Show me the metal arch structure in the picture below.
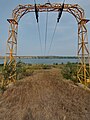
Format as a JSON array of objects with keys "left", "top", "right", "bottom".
[{"left": 4, "top": 3, "right": 90, "bottom": 86}]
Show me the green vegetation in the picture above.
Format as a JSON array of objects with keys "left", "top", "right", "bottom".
[
  {"left": 2, "top": 60, "right": 16, "bottom": 81},
  {"left": 16, "top": 61, "right": 78, "bottom": 83},
  {"left": 0, "top": 61, "right": 78, "bottom": 82},
  {"left": 16, "top": 61, "right": 52, "bottom": 80},
  {"left": 1, "top": 61, "right": 88, "bottom": 90},
  {"left": 61, "top": 62, "right": 77, "bottom": 83},
  {"left": 16, "top": 61, "right": 34, "bottom": 80}
]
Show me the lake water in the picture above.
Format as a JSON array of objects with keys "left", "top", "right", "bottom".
[{"left": 0, "top": 58, "right": 79, "bottom": 65}]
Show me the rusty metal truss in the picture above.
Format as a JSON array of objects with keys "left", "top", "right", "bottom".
[{"left": 4, "top": 3, "right": 90, "bottom": 86}]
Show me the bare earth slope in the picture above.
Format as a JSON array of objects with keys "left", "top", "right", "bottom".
[{"left": 0, "top": 69, "right": 90, "bottom": 120}]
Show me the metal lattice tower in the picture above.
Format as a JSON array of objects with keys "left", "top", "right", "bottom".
[{"left": 3, "top": 3, "right": 90, "bottom": 86}]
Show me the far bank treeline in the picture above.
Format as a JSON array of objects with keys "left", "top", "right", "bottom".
[{"left": 0, "top": 56, "right": 78, "bottom": 59}]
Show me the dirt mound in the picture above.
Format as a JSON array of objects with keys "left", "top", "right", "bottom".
[{"left": 0, "top": 69, "right": 90, "bottom": 120}]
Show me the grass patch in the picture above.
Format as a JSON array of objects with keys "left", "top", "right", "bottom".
[{"left": 61, "top": 62, "right": 77, "bottom": 83}]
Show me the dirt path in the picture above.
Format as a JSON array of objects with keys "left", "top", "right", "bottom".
[{"left": 0, "top": 68, "right": 90, "bottom": 120}]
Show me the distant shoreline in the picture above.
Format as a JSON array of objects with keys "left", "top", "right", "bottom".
[{"left": 0, "top": 56, "right": 78, "bottom": 59}]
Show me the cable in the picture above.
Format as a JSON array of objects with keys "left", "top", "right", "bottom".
[
  {"left": 37, "top": 23, "right": 43, "bottom": 55},
  {"left": 48, "top": 22, "right": 58, "bottom": 55},
  {"left": 44, "top": 0, "right": 51, "bottom": 55},
  {"left": 33, "top": 0, "right": 43, "bottom": 55},
  {"left": 44, "top": 10, "right": 48, "bottom": 55},
  {"left": 48, "top": 0, "right": 65, "bottom": 55}
]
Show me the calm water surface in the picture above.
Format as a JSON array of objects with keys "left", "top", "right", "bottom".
[{"left": 0, "top": 58, "right": 79, "bottom": 65}]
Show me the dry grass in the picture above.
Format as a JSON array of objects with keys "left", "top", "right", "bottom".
[{"left": 0, "top": 68, "right": 90, "bottom": 120}]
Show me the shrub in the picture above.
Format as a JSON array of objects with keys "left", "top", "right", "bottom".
[
  {"left": 61, "top": 62, "right": 77, "bottom": 83},
  {"left": 2, "top": 60, "right": 16, "bottom": 80},
  {"left": 16, "top": 61, "right": 34, "bottom": 80},
  {"left": 42, "top": 64, "right": 51, "bottom": 69}
]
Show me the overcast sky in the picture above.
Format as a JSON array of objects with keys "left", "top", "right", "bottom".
[{"left": 0, "top": 0, "right": 90, "bottom": 56}]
